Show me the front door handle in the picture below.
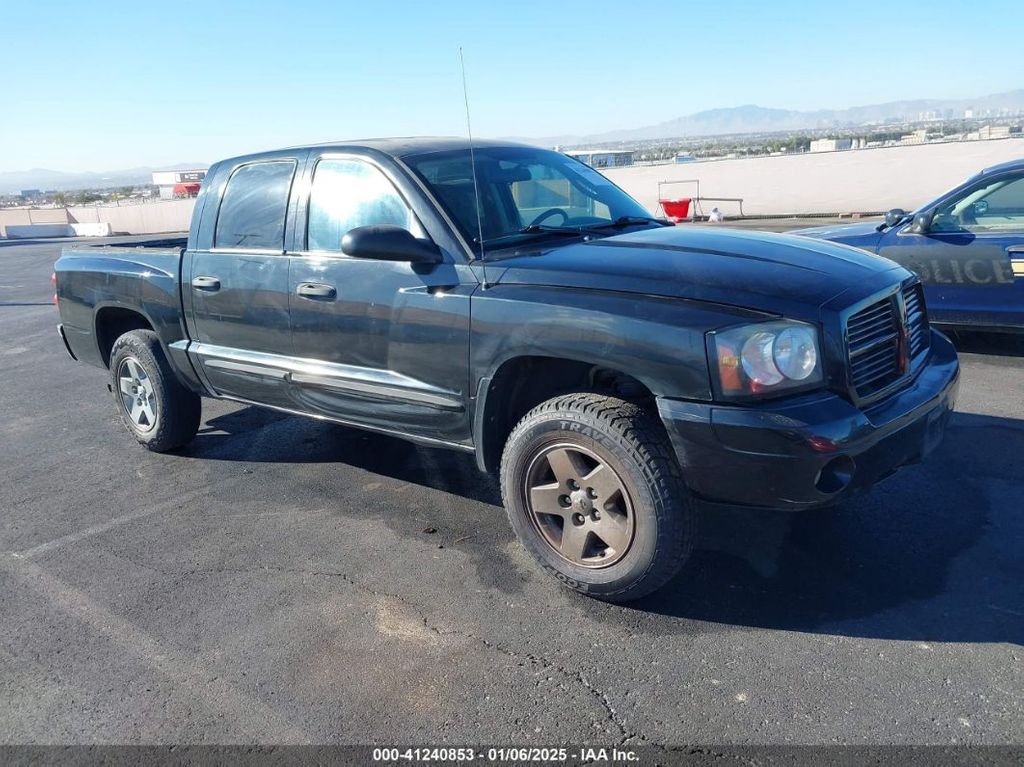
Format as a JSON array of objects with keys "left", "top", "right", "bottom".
[
  {"left": 192, "top": 275, "right": 221, "bottom": 291},
  {"left": 296, "top": 282, "right": 337, "bottom": 300},
  {"left": 1006, "top": 245, "right": 1024, "bottom": 253}
]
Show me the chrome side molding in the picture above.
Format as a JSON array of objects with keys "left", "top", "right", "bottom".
[{"left": 171, "top": 340, "right": 463, "bottom": 411}]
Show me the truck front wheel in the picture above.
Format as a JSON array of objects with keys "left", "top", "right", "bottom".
[
  {"left": 109, "top": 330, "right": 200, "bottom": 452},
  {"left": 500, "top": 393, "right": 694, "bottom": 602}
]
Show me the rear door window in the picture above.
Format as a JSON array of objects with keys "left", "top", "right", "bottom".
[{"left": 214, "top": 160, "right": 297, "bottom": 250}]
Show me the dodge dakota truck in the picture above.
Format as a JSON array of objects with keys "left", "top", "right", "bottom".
[{"left": 55, "top": 139, "right": 960, "bottom": 601}]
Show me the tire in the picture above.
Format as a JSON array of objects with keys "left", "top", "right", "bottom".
[
  {"left": 500, "top": 393, "right": 694, "bottom": 602},
  {"left": 109, "top": 330, "right": 201, "bottom": 452}
]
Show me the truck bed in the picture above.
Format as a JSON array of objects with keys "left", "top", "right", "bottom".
[
  {"left": 67, "top": 236, "right": 188, "bottom": 256},
  {"left": 56, "top": 238, "right": 189, "bottom": 369}
]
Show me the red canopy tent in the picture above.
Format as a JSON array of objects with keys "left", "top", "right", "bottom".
[{"left": 172, "top": 182, "right": 201, "bottom": 198}]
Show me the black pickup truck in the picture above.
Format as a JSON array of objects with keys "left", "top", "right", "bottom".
[{"left": 55, "top": 139, "right": 960, "bottom": 601}]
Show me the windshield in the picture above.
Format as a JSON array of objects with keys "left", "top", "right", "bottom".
[{"left": 404, "top": 146, "right": 655, "bottom": 252}]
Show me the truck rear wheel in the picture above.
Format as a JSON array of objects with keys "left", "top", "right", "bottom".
[
  {"left": 500, "top": 393, "right": 694, "bottom": 602},
  {"left": 109, "top": 330, "right": 200, "bottom": 452}
]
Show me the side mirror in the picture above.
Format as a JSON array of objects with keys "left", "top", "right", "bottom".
[
  {"left": 908, "top": 209, "right": 935, "bottom": 235},
  {"left": 341, "top": 225, "right": 442, "bottom": 264},
  {"left": 884, "top": 208, "right": 907, "bottom": 228}
]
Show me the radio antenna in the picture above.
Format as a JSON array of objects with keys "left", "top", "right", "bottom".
[{"left": 459, "top": 47, "right": 488, "bottom": 287}]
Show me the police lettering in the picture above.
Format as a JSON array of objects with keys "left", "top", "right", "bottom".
[{"left": 906, "top": 258, "right": 1013, "bottom": 285}]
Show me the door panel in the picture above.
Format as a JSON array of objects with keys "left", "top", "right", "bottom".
[
  {"left": 186, "top": 157, "right": 299, "bottom": 405},
  {"left": 286, "top": 154, "right": 473, "bottom": 443},
  {"left": 188, "top": 252, "right": 293, "bottom": 403},
  {"left": 879, "top": 231, "right": 1020, "bottom": 327},
  {"left": 288, "top": 256, "right": 472, "bottom": 443}
]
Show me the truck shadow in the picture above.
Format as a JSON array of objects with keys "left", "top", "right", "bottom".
[
  {"left": 946, "top": 329, "right": 1024, "bottom": 357},
  {"left": 187, "top": 405, "right": 1022, "bottom": 643},
  {"left": 628, "top": 411, "right": 1024, "bottom": 644},
  {"left": 187, "top": 405, "right": 503, "bottom": 507}
]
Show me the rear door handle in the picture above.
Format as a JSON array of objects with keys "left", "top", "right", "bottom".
[
  {"left": 191, "top": 275, "right": 221, "bottom": 291},
  {"left": 296, "top": 282, "right": 337, "bottom": 300},
  {"left": 1006, "top": 245, "right": 1024, "bottom": 253}
]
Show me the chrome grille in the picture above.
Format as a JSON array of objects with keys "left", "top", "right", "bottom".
[
  {"left": 902, "top": 282, "right": 930, "bottom": 359},
  {"left": 847, "top": 296, "right": 901, "bottom": 398}
]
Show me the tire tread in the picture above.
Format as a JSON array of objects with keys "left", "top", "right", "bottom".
[
  {"left": 109, "top": 330, "right": 200, "bottom": 452},
  {"left": 501, "top": 392, "right": 694, "bottom": 602}
]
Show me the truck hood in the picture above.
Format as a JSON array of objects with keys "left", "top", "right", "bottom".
[
  {"left": 787, "top": 221, "right": 885, "bottom": 250},
  {"left": 490, "top": 225, "right": 903, "bottom": 319}
]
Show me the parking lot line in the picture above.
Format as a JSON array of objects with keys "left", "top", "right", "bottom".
[
  {"left": 9, "top": 489, "right": 207, "bottom": 561},
  {"left": 1, "top": 557, "right": 310, "bottom": 743}
]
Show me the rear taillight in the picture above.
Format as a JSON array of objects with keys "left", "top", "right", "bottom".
[{"left": 51, "top": 271, "right": 57, "bottom": 305}]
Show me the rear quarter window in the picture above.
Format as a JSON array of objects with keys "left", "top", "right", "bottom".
[{"left": 214, "top": 161, "right": 296, "bottom": 250}]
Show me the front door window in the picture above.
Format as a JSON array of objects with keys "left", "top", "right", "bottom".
[
  {"left": 306, "top": 159, "right": 415, "bottom": 252},
  {"left": 931, "top": 173, "right": 1024, "bottom": 234}
]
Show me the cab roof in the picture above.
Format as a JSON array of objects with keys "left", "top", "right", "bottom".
[
  {"left": 974, "top": 157, "right": 1024, "bottom": 177},
  {"left": 286, "top": 136, "right": 539, "bottom": 159},
  {"left": 211, "top": 137, "right": 544, "bottom": 172}
]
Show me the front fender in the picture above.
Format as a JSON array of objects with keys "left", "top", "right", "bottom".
[{"left": 470, "top": 284, "right": 765, "bottom": 401}]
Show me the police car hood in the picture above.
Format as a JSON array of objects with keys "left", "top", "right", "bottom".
[
  {"left": 788, "top": 220, "right": 885, "bottom": 247},
  {"left": 490, "top": 226, "right": 905, "bottom": 318}
]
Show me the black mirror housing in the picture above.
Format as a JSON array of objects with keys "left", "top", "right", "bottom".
[
  {"left": 341, "top": 225, "right": 443, "bottom": 264},
  {"left": 909, "top": 210, "right": 934, "bottom": 235},
  {"left": 884, "top": 208, "right": 907, "bottom": 228}
]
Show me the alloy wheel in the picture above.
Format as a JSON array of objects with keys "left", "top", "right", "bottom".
[
  {"left": 523, "top": 443, "right": 635, "bottom": 568},
  {"left": 117, "top": 356, "right": 158, "bottom": 432}
]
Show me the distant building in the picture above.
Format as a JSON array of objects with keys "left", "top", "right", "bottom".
[
  {"left": 979, "top": 125, "right": 1011, "bottom": 140},
  {"left": 563, "top": 149, "right": 635, "bottom": 169},
  {"left": 809, "top": 138, "right": 852, "bottom": 153},
  {"left": 19, "top": 189, "right": 42, "bottom": 200},
  {"left": 152, "top": 169, "right": 207, "bottom": 199},
  {"left": 900, "top": 129, "right": 928, "bottom": 145},
  {"left": 674, "top": 152, "right": 696, "bottom": 164}
]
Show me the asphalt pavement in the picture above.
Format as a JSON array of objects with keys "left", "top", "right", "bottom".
[{"left": 0, "top": 234, "right": 1021, "bottom": 746}]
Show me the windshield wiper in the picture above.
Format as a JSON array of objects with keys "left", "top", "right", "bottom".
[
  {"left": 476, "top": 217, "right": 668, "bottom": 248},
  {"left": 580, "top": 216, "right": 672, "bottom": 231},
  {"left": 477, "top": 226, "right": 586, "bottom": 247}
]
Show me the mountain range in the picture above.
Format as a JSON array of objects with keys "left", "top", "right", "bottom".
[
  {"left": 4, "top": 89, "right": 1023, "bottom": 190},
  {"left": 1, "top": 165, "right": 208, "bottom": 194},
  {"left": 543, "top": 88, "right": 1024, "bottom": 146}
]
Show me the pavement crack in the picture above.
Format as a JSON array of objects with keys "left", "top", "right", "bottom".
[
  {"left": 160, "top": 563, "right": 642, "bottom": 742},
  {"left": 574, "top": 669, "right": 637, "bottom": 745},
  {"left": 458, "top": 634, "right": 639, "bottom": 744}
]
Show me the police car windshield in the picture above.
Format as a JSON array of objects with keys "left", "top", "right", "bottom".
[{"left": 405, "top": 147, "right": 655, "bottom": 252}]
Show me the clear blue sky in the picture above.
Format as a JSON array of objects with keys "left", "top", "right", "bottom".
[{"left": 2, "top": 0, "right": 1021, "bottom": 172}]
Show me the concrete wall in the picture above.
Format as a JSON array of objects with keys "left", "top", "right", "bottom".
[
  {"left": 5, "top": 224, "right": 77, "bottom": 239},
  {"left": 605, "top": 138, "right": 1024, "bottom": 217},
  {"left": 0, "top": 199, "right": 195, "bottom": 237},
  {"left": 5, "top": 222, "right": 112, "bottom": 239},
  {"left": 67, "top": 199, "right": 195, "bottom": 235},
  {"left": 2, "top": 139, "right": 1022, "bottom": 237},
  {"left": 0, "top": 208, "right": 71, "bottom": 234}
]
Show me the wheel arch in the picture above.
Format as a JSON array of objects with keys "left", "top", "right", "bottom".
[
  {"left": 94, "top": 304, "right": 157, "bottom": 368},
  {"left": 473, "top": 355, "right": 657, "bottom": 473}
]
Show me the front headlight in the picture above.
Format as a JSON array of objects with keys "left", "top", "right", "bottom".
[{"left": 708, "top": 320, "right": 823, "bottom": 399}]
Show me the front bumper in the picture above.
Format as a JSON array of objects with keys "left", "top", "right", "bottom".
[{"left": 658, "top": 329, "right": 960, "bottom": 509}]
